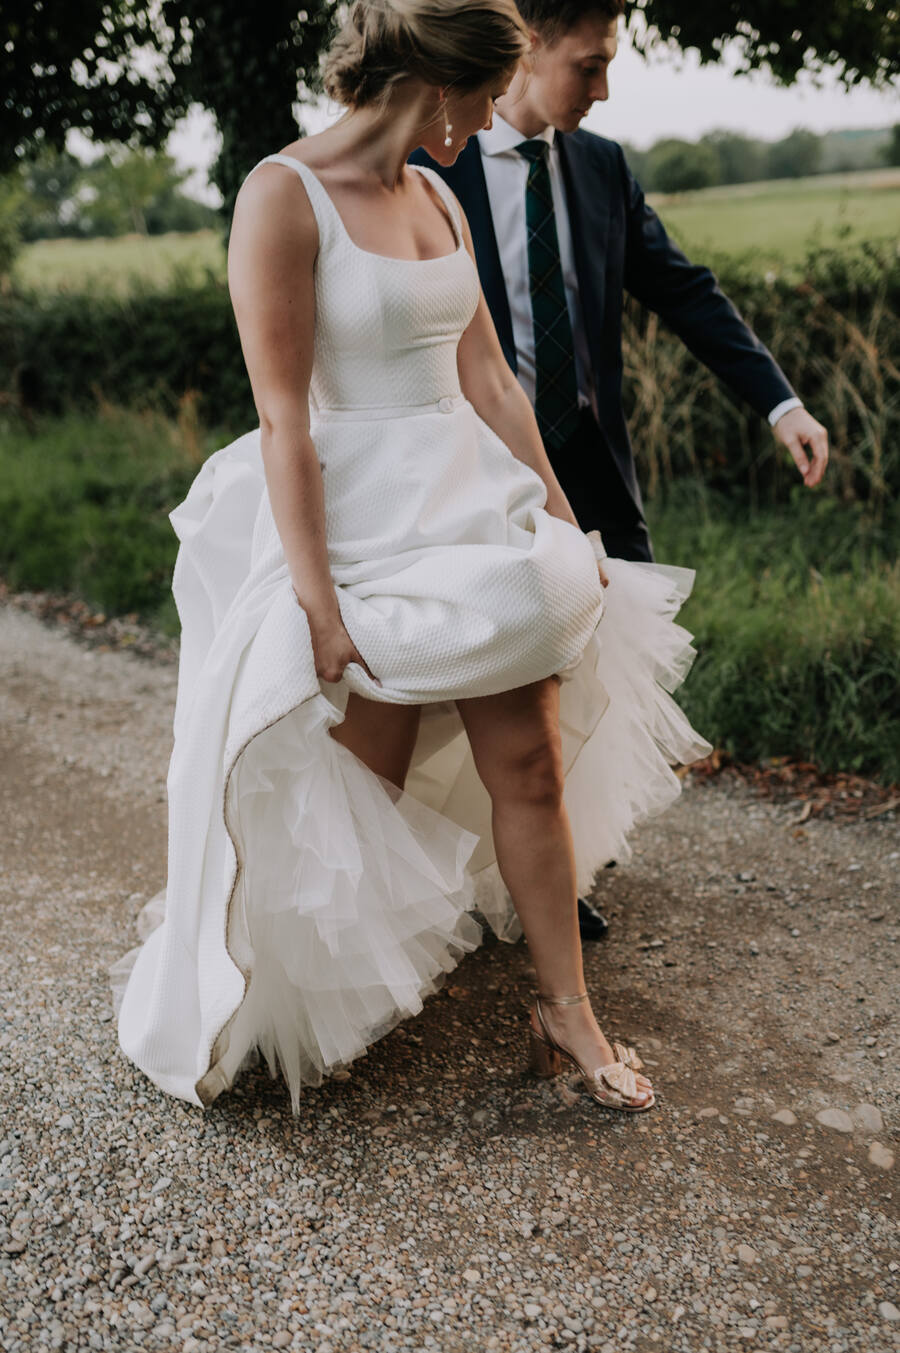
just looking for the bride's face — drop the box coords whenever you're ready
[422,70,516,166]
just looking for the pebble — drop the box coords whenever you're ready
[815,1109,854,1133]
[771,1109,798,1126]
[737,1245,757,1266]
[879,1303,900,1322]
[851,1103,883,1134]
[868,1143,895,1170]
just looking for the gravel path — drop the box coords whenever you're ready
[0,603,897,1353]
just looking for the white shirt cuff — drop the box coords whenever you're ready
[586,530,607,562]
[768,397,803,427]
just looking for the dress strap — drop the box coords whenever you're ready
[249,153,339,249]
[410,163,466,249]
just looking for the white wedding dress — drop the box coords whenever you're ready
[110,156,710,1110]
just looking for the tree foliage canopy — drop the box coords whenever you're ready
[3,0,897,209]
[625,0,899,88]
[2,0,339,211]
[1,1,186,169]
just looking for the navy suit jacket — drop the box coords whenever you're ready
[412,132,796,513]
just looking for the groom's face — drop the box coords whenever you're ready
[528,14,618,133]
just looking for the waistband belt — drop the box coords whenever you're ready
[312,393,466,422]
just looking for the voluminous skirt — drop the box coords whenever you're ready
[110,406,710,1111]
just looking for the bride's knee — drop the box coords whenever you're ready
[484,736,566,811]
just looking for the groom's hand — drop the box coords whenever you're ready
[773,408,829,488]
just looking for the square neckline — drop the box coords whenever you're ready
[265,154,465,266]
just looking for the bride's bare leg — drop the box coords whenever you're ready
[330,692,421,789]
[456,677,652,1104]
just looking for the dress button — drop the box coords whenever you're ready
[438,397,455,414]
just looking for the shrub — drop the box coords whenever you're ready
[0,273,254,429]
[0,179,23,280]
[646,138,720,194]
[623,243,900,511]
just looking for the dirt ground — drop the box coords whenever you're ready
[0,601,896,1353]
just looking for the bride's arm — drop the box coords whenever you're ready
[228,166,376,682]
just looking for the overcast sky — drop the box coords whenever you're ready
[169,29,899,200]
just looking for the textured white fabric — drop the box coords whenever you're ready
[478,115,594,411]
[110,155,710,1111]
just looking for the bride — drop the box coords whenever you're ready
[111,0,710,1115]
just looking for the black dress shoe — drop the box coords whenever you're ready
[577,897,610,941]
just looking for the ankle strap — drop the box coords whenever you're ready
[536,991,588,1007]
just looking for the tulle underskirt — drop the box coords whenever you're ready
[111,555,709,1112]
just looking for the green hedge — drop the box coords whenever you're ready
[0,272,255,431]
[1,245,897,509]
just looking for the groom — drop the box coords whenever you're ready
[413,0,829,939]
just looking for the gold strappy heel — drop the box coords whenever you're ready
[528,991,656,1112]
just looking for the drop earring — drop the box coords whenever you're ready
[443,105,453,148]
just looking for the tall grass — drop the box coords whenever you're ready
[623,245,899,514]
[0,401,216,632]
[650,483,900,782]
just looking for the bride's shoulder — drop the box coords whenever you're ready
[230,154,319,261]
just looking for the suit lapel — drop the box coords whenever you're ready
[446,141,517,373]
[557,134,608,374]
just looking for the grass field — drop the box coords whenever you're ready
[13,168,900,291]
[652,168,900,268]
[14,230,226,293]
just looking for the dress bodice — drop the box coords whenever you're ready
[255,155,480,416]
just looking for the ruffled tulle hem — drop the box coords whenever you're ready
[562,554,712,884]
[109,548,710,1113]
[112,693,484,1113]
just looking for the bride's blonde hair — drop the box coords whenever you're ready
[322,0,530,109]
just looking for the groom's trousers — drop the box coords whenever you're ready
[548,408,654,563]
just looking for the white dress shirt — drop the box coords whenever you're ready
[477,113,801,429]
[478,114,595,414]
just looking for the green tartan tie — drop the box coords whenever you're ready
[517,138,580,451]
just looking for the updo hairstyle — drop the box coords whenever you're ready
[322,0,530,109]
